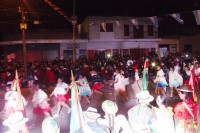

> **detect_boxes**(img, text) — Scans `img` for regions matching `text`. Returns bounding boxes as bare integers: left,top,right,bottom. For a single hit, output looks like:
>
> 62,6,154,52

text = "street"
0,80,181,133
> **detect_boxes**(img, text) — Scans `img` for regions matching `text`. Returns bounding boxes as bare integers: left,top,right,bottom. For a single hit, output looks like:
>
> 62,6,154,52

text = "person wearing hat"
128,90,156,133
97,100,132,133
174,85,198,133
2,111,29,133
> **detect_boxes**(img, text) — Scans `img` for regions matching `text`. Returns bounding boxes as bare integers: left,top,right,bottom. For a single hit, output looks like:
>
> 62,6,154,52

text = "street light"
18,1,27,76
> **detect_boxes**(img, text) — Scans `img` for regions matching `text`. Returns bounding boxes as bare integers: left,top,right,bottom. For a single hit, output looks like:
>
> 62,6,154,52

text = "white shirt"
32,89,48,106
56,82,68,89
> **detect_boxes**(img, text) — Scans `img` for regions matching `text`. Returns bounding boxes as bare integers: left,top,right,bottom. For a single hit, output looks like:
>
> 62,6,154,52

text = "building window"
100,23,113,32
106,23,113,32
133,25,144,38
148,25,154,36
124,25,130,36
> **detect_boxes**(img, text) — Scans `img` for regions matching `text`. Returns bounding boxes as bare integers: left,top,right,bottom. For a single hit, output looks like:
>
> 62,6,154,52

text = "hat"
90,70,97,76
86,107,97,113
6,81,12,85
3,112,29,128
136,90,154,103
178,85,192,92
102,100,118,115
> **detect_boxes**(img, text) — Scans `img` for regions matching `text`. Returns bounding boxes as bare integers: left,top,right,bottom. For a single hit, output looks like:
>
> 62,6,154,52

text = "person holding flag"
2,70,29,133
128,62,156,133
70,70,93,133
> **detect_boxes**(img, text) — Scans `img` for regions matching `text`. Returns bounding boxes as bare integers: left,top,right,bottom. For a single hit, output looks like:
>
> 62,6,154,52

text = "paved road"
0,80,181,133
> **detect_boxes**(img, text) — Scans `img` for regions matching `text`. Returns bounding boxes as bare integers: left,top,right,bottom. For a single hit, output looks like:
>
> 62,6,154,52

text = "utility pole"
72,0,77,63
19,1,27,76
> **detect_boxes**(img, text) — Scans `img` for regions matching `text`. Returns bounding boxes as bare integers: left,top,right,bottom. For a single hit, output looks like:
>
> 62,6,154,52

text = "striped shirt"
128,104,156,133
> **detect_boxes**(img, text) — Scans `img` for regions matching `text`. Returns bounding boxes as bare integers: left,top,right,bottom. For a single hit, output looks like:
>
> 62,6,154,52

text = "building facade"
0,16,180,62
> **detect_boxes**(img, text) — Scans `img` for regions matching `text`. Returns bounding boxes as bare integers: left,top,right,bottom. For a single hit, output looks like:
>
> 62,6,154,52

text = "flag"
11,70,25,112
70,71,93,133
101,22,106,32
189,69,197,102
10,70,29,133
149,16,159,27
115,20,120,27
130,19,139,29
142,60,148,91
170,13,184,24
193,10,200,25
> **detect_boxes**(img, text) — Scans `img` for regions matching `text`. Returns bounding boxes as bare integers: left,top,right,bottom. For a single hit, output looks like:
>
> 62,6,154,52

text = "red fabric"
183,79,189,86
132,62,139,71
33,106,51,115
45,69,56,85
56,94,70,102
145,61,150,68
174,99,198,132
92,82,104,90
1,73,6,80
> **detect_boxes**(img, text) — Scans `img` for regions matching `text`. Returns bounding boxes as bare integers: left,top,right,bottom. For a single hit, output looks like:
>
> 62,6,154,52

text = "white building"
81,16,179,58
0,16,180,61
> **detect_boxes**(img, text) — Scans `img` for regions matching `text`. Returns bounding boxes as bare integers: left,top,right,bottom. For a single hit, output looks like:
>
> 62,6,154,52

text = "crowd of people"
0,51,199,133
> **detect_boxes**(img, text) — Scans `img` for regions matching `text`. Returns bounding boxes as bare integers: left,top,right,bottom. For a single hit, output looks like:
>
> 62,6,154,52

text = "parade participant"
82,63,91,80
50,77,71,118
97,100,132,133
90,70,104,96
169,66,183,97
128,90,156,133
113,69,129,101
32,81,51,117
44,66,56,86
1,82,27,118
154,65,168,95
153,95,175,133
2,111,29,133
182,65,191,85
77,73,91,104
174,85,198,133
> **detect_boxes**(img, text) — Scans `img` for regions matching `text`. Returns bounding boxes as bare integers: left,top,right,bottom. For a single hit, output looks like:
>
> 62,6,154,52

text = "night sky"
1,0,200,35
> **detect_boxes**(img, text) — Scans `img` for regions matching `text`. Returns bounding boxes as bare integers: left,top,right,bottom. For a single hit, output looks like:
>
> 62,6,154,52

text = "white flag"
149,16,159,27
170,13,184,24
193,10,200,25
101,22,106,32
130,19,139,29
115,21,120,27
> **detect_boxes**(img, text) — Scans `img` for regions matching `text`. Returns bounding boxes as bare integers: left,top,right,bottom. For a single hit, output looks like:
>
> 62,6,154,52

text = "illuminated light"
185,54,189,57
33,21,41,25
151,62,156,67
107,53,111,58
20,23,27,29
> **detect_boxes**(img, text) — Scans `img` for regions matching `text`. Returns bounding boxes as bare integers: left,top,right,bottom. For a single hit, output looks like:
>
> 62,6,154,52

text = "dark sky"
1,0,200,35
